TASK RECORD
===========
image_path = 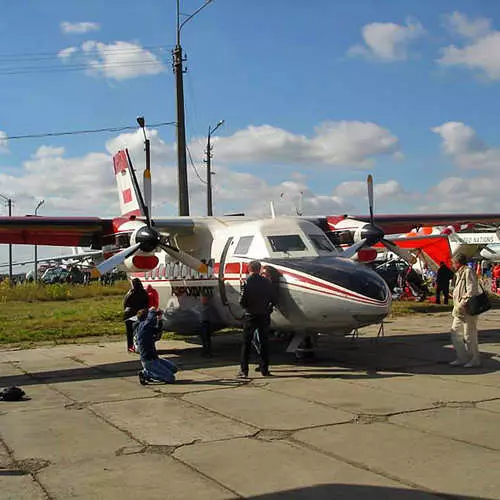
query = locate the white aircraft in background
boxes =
[0,247,102,271]
[1,150,500,353]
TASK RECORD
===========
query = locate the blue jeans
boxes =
[141,358,177,383]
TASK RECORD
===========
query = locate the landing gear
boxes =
[286,332,318,363]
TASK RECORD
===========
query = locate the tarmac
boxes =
[1,310,500,499]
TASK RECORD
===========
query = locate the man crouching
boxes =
[135,307,178,385]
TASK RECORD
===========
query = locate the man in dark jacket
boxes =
[238,260,277,378]
[436,261,454,305]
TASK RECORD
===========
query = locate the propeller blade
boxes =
[342,239,367,259]
[381,239,415,264]
[96,243,141,275]
[367,174,374,226]
[143,167,152,224]
[160,244,208,273]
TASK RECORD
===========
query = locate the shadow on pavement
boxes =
[247,484,487,499]
[1,329,499,387]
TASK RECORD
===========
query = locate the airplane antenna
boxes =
[270,201,276,219]
[296,191,304,216]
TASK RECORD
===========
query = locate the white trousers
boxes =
[450,315,480,363]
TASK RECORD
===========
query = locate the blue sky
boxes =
[2,0,500,252]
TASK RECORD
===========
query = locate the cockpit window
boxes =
[267,235,306,252]
[309,234,334,252]
[234,236,254,255]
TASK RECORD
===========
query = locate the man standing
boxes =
[238,260,277,378]
[450,253,481,368]
[436,261,453,305]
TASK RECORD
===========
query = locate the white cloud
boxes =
[61,21,101,35]
[444,11,491,39]
[432,121,500,170]
[348,18,425,62]
[0,130,8,154]
[422,176,500,212]
[58,46,78,60]
[58,41,165,80]
[438,12,500,80]
[206,121,400,168]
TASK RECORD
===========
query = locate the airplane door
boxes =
[218,237,245,320]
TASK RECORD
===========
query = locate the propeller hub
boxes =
[134,226,161,253]
[361,224,385,246]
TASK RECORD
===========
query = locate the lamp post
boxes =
[34,199,45,283]
[136,116,151,221]
[174,0,214,216]
[205,120,224,216]
[0,193,13,284]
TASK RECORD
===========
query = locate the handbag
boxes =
[466,282,491,316]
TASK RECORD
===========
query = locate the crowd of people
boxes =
[123,254,489,386]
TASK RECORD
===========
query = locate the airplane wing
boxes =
[376,234,452,269]
[339,213,500,234]
[0,216,113,247]
[0,215,196,248]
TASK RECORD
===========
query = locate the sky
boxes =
[2,0,500,266]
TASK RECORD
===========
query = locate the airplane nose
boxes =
[268,257,389,302]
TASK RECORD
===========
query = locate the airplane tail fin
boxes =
[113,150,145,218]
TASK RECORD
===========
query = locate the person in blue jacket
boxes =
[135,307,178,384]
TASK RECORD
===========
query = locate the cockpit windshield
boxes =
[309,234,334,252]
[267,235,306,252]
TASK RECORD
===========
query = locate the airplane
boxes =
[1,150,500,355]
[0,247,102,271]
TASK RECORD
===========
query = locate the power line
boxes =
[0,44,172,61]
[3,121,176,141]
[186,144,206,185]
[0,60,168,77]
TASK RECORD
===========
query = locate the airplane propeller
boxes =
[95,150,208,276]
[344,175,415,263]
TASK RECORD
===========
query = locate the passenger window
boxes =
[234,236,254,255]
[309,234,334,252]
[267,235,306,252]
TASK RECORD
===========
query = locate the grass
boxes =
[0,281,498,347]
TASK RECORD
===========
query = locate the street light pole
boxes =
[174,0,214,216]
[0,193,13,284]
[205,120,224,216]
[136,116,151,221]
[34,199,45,283]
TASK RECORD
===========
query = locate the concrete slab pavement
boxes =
[1,310,500,499]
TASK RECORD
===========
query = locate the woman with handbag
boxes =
[450,254,481,368]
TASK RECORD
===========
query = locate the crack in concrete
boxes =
[0,433,53,500]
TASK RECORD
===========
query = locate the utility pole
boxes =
[174,0,214,216]
[0,194,13,284]
[34,199,45,283]
[205,120,224,216]
[137,116,151,221]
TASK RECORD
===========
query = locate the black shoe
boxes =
[138,371,147,385]
[254,366,261,373]
[261,370,272,377]
[237,371,248,379]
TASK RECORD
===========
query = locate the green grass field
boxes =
[0,280,496,347]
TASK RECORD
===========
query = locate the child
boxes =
[134,307,178,385]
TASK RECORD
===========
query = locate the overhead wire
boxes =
[0,44,173,77]
[186,144,207,185]
[4,121,176,141]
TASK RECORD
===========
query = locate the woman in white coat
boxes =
[450,254,481,368]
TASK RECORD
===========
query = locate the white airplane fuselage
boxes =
[118,216,391,336]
